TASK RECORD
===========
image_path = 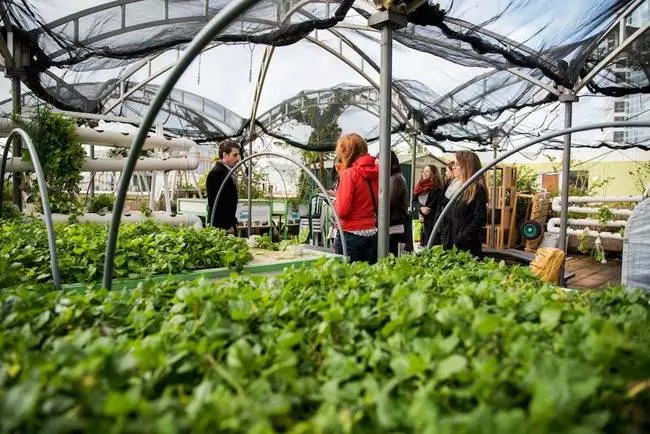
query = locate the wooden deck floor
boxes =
[565,255,622,290]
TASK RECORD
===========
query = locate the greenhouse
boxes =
[1,0,650,431]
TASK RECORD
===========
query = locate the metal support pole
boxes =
[558,92,578,254]
[89,145,95,198]
[491,140,497,248]
[426,118,645,252]
[247,139,253,235]
[246,46,275,237]
[377,25,392,259]
[11,77,22,210]
[163,170,172,213]
[409,130,417,207]
[103,0,259,290]
[369,10,406,260]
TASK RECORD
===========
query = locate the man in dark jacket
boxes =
[206,139,241,233]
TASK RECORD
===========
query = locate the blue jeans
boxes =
[335,232,378,264]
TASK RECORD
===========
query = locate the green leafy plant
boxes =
[20,107,86,214]
[0,203,21,221]
[0,248,649,432]
[86,193,115,214]
[0,219,251,287]
[628,161,650,195]
[138,202,152,218]
[253,233,302,251]
[577,228,591,254]
[596,206,615,225]
[515,165,538,193]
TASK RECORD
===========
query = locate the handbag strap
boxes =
[366,179,378,227]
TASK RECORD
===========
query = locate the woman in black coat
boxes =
[412,164,444,248]
[439,151,487,258]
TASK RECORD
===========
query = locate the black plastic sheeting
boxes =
[1,0,649,150]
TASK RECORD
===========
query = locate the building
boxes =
[611,1,650,145]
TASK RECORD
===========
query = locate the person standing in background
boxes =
[206,139,241,234]
[412,164,444,247]
[389,151,409,256]
[333,133,379,264]
[439,151,487,258]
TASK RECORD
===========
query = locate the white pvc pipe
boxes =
[163,171,172,213]
[547,218,624,240]
[44,211,203,228]
[551,196,642,216]
[548,217,627,228]
[0,118,196,151]
[4,149,199,172]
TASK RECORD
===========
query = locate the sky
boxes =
[2,0,650,169]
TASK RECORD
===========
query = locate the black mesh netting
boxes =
[0,81,247,141]
[1,0,650,150]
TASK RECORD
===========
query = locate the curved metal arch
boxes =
[572,0,648,84]
[427,120,650,249]
[210,151,349,259]
[103,0,258,290]
[0,129,62,289]
[39,0,340,62]
[120,83,245,128]
[256,85,402,132]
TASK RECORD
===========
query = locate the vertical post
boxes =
[369,10,406,260]
[163,171,172,213]
[89,145,95,198]
[409,130,417,206]
[558,91,578,263]
[248,139,253,236]
[11,77,22,210]
[491,140,497,248]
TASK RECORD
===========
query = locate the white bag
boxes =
[622,198,650,292]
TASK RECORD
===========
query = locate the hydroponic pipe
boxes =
[46,212,202,228]
[0,129,62,289]
[103,0,260,290]
[427,120,650,249]
[551,196,642,217]
[210,152,349,259]
[0,118,197,151]
[4,150,199,172]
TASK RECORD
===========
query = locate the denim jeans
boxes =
[335,232,378,264]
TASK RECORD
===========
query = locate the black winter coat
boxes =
[413,187,443,246]
[206,162,238,230]
[439,183,487,258]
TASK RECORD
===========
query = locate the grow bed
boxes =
[1,248,649,432]
[62,246,343,291]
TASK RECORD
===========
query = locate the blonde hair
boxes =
[455,150,486,203]
[335,133,368,171]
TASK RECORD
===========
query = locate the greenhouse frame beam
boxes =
[119,96,230,135]
[506,68,561,96]
[245,46,275,234]
[574,22,650,93]
[257,89,394,131]
[305,37,408,124]
[444,17,557,70]
[428,119,650,250]
[576,0,647,72]
[103,0,259,290]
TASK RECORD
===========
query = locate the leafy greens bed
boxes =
[0,220,251,288]
[1,248,650,433]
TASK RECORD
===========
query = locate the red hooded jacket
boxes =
[335,154,379,232]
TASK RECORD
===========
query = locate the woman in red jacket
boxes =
[333,133,379,264]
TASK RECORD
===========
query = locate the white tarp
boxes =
[622,197,650,291]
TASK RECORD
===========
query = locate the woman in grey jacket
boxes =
[389,151,409,256]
